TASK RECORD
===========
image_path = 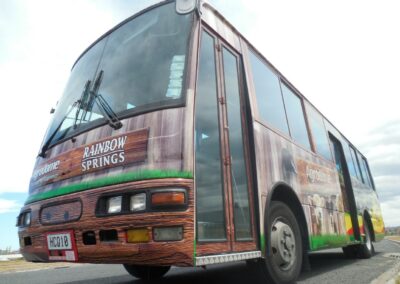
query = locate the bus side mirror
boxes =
[176,0,197,14]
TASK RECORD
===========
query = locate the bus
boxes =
[17,1,385,283]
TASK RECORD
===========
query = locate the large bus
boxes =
[17,1,385,283]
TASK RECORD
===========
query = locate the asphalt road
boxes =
[1,240,400,284]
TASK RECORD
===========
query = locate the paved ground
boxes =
[1,240,399,284]
[298,240,400,284]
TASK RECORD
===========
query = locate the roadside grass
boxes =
[386,236,400,242]
[0,258,78,273]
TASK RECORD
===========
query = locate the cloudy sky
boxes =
[0,0,399,250]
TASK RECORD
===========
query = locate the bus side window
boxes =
[350,147,363,182]
[344,144,357,178]
[361,157,373,188]
[249,50,289,135]
[306,104,332,161]
[281,83,311,150]
[356,151,368,185]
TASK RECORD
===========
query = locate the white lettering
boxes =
[119,152,125,163]
[104,141,110,152]
[80,135,129,172]
[111,153,118,164]
[306,166,331,184]
[33,160,61,180]
[118,136,127,149]
[110,139,117,151]
[83,147,89,158]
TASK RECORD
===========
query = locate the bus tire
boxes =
[342,245,358,258]
[123,264,170,281]
[342,217,374,259]
[257,201,303,284]
[357,217,374,259]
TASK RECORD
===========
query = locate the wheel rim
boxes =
[365,223,372,251]
[270,219,296,271]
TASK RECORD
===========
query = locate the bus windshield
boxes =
[43,2,192,148]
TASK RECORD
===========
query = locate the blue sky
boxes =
[0,0,399,250]
[0,193,27,251]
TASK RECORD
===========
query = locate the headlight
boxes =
[23,212,31,226]
[106,196,122,213]
[130,193,146,212]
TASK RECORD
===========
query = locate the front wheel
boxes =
[123,264,170,281]
[253,201,303,284]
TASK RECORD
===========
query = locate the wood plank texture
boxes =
[29,108,192,200]
[19,178,195,266]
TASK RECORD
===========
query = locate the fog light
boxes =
[127,228,149,243]
[153,226,183,241]
[106,196,122,213]
[130,193,146,212]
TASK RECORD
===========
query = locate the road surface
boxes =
[1,240,399,284]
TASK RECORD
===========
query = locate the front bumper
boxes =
[18,178,194,266]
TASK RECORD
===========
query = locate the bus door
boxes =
[329,134,361,241]
[195,29,257,256]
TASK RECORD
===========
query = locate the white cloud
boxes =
[381,196,400,227]
[0,199,21,214]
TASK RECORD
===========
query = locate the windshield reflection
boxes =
[42,2,192,150]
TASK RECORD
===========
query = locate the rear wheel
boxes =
[342,216,374,259]
[123,265,170,281]
[251,201,303,284]
[358,217,374,259]
[342,245,358,258]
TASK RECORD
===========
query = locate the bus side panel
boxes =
[253,122,352,252]
[351,179,385,241]
[324,121,385,243]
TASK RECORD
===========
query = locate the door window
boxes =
[222,47,252,240]
[195,32,226,241]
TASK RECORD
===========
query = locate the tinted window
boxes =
[42,3,192,147]
[306,105,332,160]
[350,147,363,181]
[222,47,252,240]
[195,32,226,241]
[96,4,192,112]
[45,38,107,141]
[361,158,373,188]
[344,144,357,178]
[249,51,289,134]
[281,84,310,149]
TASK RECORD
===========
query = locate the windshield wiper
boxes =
[89,70,123,130]
[38,71,122,158]
[38,100,80,158]
[38,81,91,158]
[73,80,91,129]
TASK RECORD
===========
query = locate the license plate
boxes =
[46,230,78,261]
[47,233,72,250]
